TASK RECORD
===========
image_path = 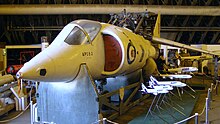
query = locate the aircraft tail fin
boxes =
[149,81,153,88]
[141,83,147,89]
[150,76,159,85]
[153,12,161,38]
[141,83,148,93]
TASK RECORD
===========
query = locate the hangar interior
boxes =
[0,1,220,124]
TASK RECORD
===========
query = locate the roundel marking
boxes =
[127,42,136,64]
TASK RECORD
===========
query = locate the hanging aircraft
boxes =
[140,83,169,95]
[16,13,219,84]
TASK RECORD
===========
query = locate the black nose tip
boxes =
[40,69,47,76]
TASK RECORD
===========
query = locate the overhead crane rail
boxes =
[0,5,219,16]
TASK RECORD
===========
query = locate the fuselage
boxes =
[167,67,198,73]
[160,74,192,79]
[17,20,156,82]
[149,82,173,91]
[141,83,169,95]
[155,81,186,87]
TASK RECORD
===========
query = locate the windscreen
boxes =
[65,26,88,45]
[73,20,101,41]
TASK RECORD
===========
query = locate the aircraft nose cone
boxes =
[16,52,55,82]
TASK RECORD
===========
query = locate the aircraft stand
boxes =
[161,95,186,116]
[153,94,178,121]
[36,65,148,124]
[143,95,169,123]
[141,88,199,124]
[98,81,149,120]
[36,65,99,124]
[160,93,185,115]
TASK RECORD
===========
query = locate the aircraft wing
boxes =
[152,36,220,56]
[150,13,220,57]
[180,56,213,61]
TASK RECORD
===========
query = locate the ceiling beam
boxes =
[0,4,219,16]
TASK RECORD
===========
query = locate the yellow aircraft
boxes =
[16,13,219,83]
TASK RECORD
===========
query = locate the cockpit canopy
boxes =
[64,20,101,45]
